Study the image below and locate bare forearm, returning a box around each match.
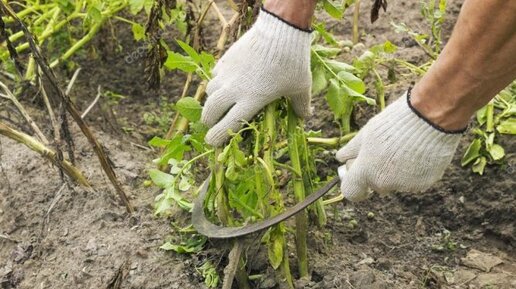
[263,0,317,29]
[412,0,516,131]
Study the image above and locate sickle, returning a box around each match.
[192,175,340,239]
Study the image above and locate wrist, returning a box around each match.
[410,84,471,133]
[263,0,316,30]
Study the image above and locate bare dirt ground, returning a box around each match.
[1,0,514,288]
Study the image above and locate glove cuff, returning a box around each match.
[253,7,313,56]
[374,91,463,151]
[260,7,313,33]
[406,87,468,134]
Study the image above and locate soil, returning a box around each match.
[1,1,514,289]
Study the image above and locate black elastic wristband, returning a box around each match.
[406,87,468,135]
[260,7,313,33]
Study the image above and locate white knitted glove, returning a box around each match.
[201,8,312,147]
[336,90,464,201]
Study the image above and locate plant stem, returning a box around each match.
[214,148,230,225]
[299,131,326,227]
[276,132,357,148]
[352,0,360,44]
[0,121,90,187]
[1,0,134,212]
[0,81,49,144]
[341,102,353,134]
[486,100,494,132]
[372,68,385,110]
[287,102,309,278]
[308,132,357,146]
[50,20,103,68]
[263,103,294,288]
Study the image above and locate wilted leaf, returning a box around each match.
[461,139,481,166]
[268,231,284,269]
[485,133,495,149]
[488,144,505,161]
[476,106,487,126]
[154,193,173,215]
[178,176,191,191]
[149,169,174,188]
[371,0,388,23]
[497,118,516,134]
[160,236,205,254]
[472,157,487,175]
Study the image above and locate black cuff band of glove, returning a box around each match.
[406,87,468,135]
[260,7,313,33]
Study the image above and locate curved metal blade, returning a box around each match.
[192,175,340,239]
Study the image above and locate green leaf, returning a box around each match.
[337,71,366,94]
[86,7,102,25]
[472,156,487,175]
[56,0,75,14]
[176,40,201,63]
[128,0,145,14]
[312,65,328,95]
[149,169,174,188]
[382,40,398,53]
[143,0,153,14]
[323,0,343,19]
[155,135,191,166]
[312,44,341,57]
[476,106,487,126]
[461,139,481,166]
[175,97,202,122]
[313,23,338,45]
[496,118,516,134]
[164,51,197,72]
[488,144,505,161]
[131,23,145,41]
[323,59,355,73]
[199,52,215,75]
[325,79,348,117]
[148,136,171,148]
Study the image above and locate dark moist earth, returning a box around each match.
[1,1,515,288]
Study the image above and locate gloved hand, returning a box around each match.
[201,8,312,147]
[336,90,465,201]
